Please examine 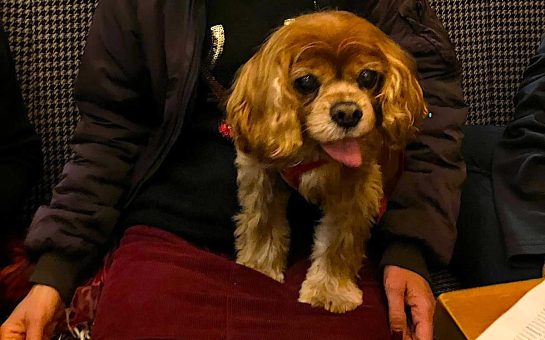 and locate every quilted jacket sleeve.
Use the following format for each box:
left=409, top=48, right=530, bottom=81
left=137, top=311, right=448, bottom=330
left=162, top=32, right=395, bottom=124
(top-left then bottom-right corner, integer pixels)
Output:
left=25, top=0, right=155, bottom=303
left=359, top=0, right=468, bottom=280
